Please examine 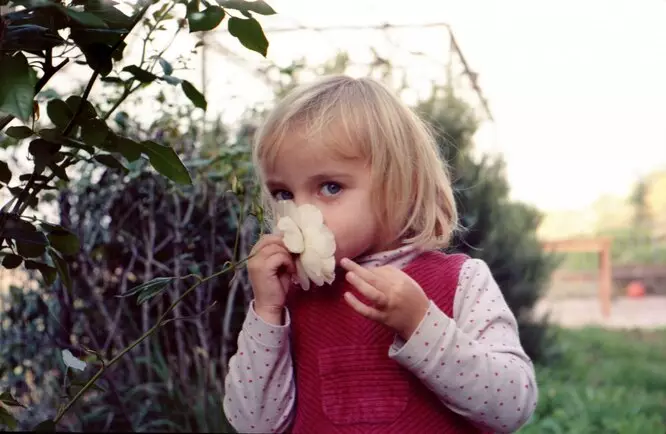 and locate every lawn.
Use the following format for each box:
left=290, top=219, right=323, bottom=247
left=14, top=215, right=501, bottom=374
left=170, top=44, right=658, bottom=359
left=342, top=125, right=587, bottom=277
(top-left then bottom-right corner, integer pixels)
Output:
left=519, top=327, right=666, bottom=433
